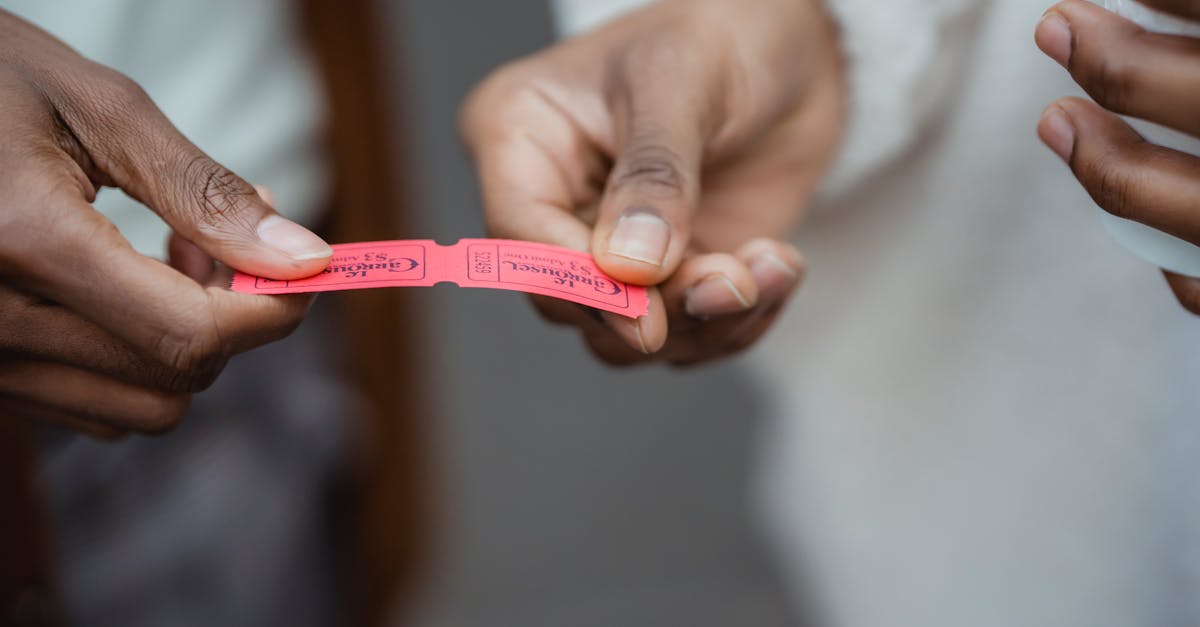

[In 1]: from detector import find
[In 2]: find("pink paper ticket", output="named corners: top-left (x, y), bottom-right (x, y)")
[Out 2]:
top-left (230, 239), bottom-right (649, 318)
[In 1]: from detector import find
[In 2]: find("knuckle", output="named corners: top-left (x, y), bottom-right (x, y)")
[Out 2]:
top-left (181, 156), bottom-right (257, 234)
top-left (99, 68), bottom-right (147, 102)
top-left (459, 60), bottom-right (536, 141)
top-left (1076, 48), bottom-right (1134, 113)
top-left (1086, 147), bottom-right (1141, 219)
top-left (483, 209), bottom-right (519, 239)
top-left (151, 321), bottom-right (227, 392)
top-left (0, 192), bottom-right (120, 279)
top-left (80, 67), bottom-right (153, 129)
top-left (611, 143), bottom-right (687, 196)
top-left (621, 27), bottom-right (711, 78)
top-left (133, 395), bottom-right (192, 435)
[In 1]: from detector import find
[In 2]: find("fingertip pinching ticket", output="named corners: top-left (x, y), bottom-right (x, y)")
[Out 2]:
top-left (230, 239), bottom-right (649, 318)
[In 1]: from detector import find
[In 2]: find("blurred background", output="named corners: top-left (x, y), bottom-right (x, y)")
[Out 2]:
top-left (387, 1), bottom-right (798, 625)
top-left (6, 1), bottom-right (1200, 626)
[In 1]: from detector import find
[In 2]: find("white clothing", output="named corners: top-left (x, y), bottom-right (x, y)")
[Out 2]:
top-left (555, 1), bottom-right (1200, 626)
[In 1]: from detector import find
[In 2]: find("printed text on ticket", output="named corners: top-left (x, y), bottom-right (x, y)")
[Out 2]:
top-left (230, 239), bottom-right (650, 318)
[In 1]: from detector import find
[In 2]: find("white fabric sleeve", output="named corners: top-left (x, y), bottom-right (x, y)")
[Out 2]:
top-left (550, 0), bottom-right (989, 196)
top-left (820, 0), bottom-right (987, 197)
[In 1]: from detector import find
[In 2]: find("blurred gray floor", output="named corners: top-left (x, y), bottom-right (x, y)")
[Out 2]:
top-left (383, 1), bottom-right (800, 625)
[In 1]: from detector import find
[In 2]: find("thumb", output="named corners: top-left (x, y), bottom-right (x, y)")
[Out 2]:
top-left (592, 56), bottom-right (709, 285)
top-left (61, 80), bottom-right (331, 280)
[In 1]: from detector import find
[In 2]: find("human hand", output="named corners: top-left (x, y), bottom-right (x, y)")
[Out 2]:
top-left (1036, 0), bottom-right (1200, 314)
top-left (460, 0), bottom-right (844, 365)
top-left (0, 10), bottom-right (331, 435)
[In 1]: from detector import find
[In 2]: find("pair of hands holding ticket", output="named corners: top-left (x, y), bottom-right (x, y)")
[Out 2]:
top-left (2, 0), bottom-right (1199, 435)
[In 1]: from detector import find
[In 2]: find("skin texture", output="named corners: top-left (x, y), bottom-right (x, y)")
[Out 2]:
top-left (1036, 0), bottom-right (1200, 314)
top-left (0, 10), bottom-right (332, 436)
top-left (460, 0), bottom-right (845, 366)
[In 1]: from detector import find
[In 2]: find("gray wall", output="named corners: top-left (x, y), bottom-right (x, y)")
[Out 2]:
top-left (383, 1), bottom-right (800, 625)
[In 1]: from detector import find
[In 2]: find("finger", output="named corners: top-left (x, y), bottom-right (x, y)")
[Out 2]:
top-left (528, 295), bottom-right (604, 327)
top-left (0, 279), bottom-right (311, 393)
top-left (651, 254), bottom-right (762, 367)
top-left (461, 64), bottom-right (683, 349)
top-left (460, 69), bottom-right (606, 250)
top-left (600, 287), bottom-right (668, 354)
top-left (253, 184), bottom-right (276, 208)
top-left (167, 186), bottom-right (271, 284)
top-left (580, 326), bottom-right (656, 367)
top-left (534, 289), bottom-right (667, 357)
top-left (659, 253), bottom-right (759, 321)
top-left (653, 244), bottom-right (802, 367)
top-left (1039, 97), bottom-right (1200, 245)
top-left (1164, 269), bottom-right (1200, 314)
top-left (0, 397), bottom-right (127, 440)
top-left (666, 312), bottom-right (777, 367)
top-left (48, 69), bottom-right (331, 279)
top-left (697, 240), bottom-right (804, 359)
top-left (167, 232), bottom-right (215, 283)
top-left (1, 190), bottom-right (315, 386)
top-left (468, 105), bottom-right (673, 354)
top-left (736, 238), bottom-right (806, 305)
top-left (669, 284), bottom-right (795, 368)
top-left (1038, 0), bottom-right (1200, 137)
top-left (585, 245), bottom-right (801, 368)
top-left (0, 360), bottom-right (191, 433)
top-left (653, 253), bottom-right (758, 364)
top-left (468, 105), bottom-right (674, 352)
top-left (0, 289), bottom-right (170, 388)
top-left (473, 132), bottom-right (595, 250)
top-left (591, 39), bottom-right (720, 286)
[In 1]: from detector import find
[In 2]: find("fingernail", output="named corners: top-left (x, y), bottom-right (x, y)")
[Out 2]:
top-left (1039, 106), bottom-right (1076, 163)
top-left (256, 215), bottom-right (333, 261)
top-left (751, 251), bottom-right (799, 281)
top-left (750, 251), bottom-right (800, 300)
top-left (1036, 12), bottom-right (1072, 67)
top-left (607, 209), bottom-right (670, 266)
top-left (685, 274), bottom-right (752, 318)
top-left (629, 319), bottom-right (649, 354)
top-left (603, 311), bottom-right (650, 354)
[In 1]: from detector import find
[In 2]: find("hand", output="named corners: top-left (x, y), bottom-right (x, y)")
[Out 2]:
top-left (0, 10), bottom-right (332, 436)
top-left (1036, 0), bottom-right (1200, 314)
top-left (460, 0), bottom-right (844, 365)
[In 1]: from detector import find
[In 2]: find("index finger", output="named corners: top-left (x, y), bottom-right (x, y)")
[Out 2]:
top-left (5, 190), bottom-right (312, 379)
top-left (461, 73), bottom-right (606, 250)
top-left (472, 128), bottom-right (594, 250)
